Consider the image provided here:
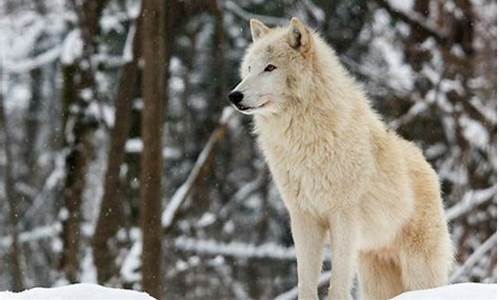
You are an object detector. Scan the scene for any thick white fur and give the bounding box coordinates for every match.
[232,18,454,300]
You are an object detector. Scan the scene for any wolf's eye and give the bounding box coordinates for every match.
[264,64,277,72]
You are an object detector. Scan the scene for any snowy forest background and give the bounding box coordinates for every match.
[0,0,496,299]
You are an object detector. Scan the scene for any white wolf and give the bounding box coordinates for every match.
[228,17,454,300]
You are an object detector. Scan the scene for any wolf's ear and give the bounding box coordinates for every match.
[287,17,311,53]
[250,19,270,41]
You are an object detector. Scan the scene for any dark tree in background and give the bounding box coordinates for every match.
[0,0,496,299]
[59,0,107,283]
[0,73,24,291]
[92,4,143,285]
[140,0,167,298]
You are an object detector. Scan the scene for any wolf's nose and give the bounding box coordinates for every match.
[228,91,244,104]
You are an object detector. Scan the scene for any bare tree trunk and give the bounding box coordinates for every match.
[0,76,25,291]
[190,0,227,209]
[180,23,201,154]
[140,0,167,297]
[24,65,42,179]
[59,0,107,282]
[211,0,225,109]
[23,1,47,183]
[61,127,92,282]
[210,0,229,201]
[92,13,143,284]
[406,0,431,71]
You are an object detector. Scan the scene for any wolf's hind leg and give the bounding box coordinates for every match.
[289,209,326,300]
[399,248,450,291]
[398,203,453,289]
[358,252,403,300]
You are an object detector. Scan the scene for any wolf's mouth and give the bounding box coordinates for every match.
[235,103,251,111]
[235,100,269,112]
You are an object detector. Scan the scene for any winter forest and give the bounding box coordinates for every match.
[0,0,496,299]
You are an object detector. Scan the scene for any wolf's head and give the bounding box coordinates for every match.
[228,17,319,116]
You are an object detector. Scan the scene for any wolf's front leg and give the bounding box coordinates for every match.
[327,210,359,300]
[289,209,326,300]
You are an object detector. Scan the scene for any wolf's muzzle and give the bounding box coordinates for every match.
[228,91,251,111]
[228,91,244,105]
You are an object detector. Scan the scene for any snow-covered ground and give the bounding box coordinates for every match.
[0,283,156,300]
[392,283,497,300]
[0,282,496,300]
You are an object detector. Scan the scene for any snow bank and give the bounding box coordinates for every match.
[392,283,497,300]
[0,283,156,300]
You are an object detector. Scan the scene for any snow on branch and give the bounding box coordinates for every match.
[123,24,136,62]
[374,0,447,43]
[162,107,236,229]
[450,232,497,283]
[0,223,61,248]
[224,1,285,26]
[218,172,266,218]
[340,55,414,99]
[274,271,331,300]
[61,29,83,65]
[174,236,296,260]
[4,45,62,74]
[121,230,142,282]
[458,96,497,133]
[390,101,429,129]
[446,186,496,221]
[232,174,265,203]
[24,153,66,220]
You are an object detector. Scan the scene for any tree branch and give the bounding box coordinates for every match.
[224,0,285,25]
[162,107,236,230]
[446,186,497,221]
[174,237,296,260]
[450,232,497,282]
[373,0,447,43]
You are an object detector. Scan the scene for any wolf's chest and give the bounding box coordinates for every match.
[261,139,337,214]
